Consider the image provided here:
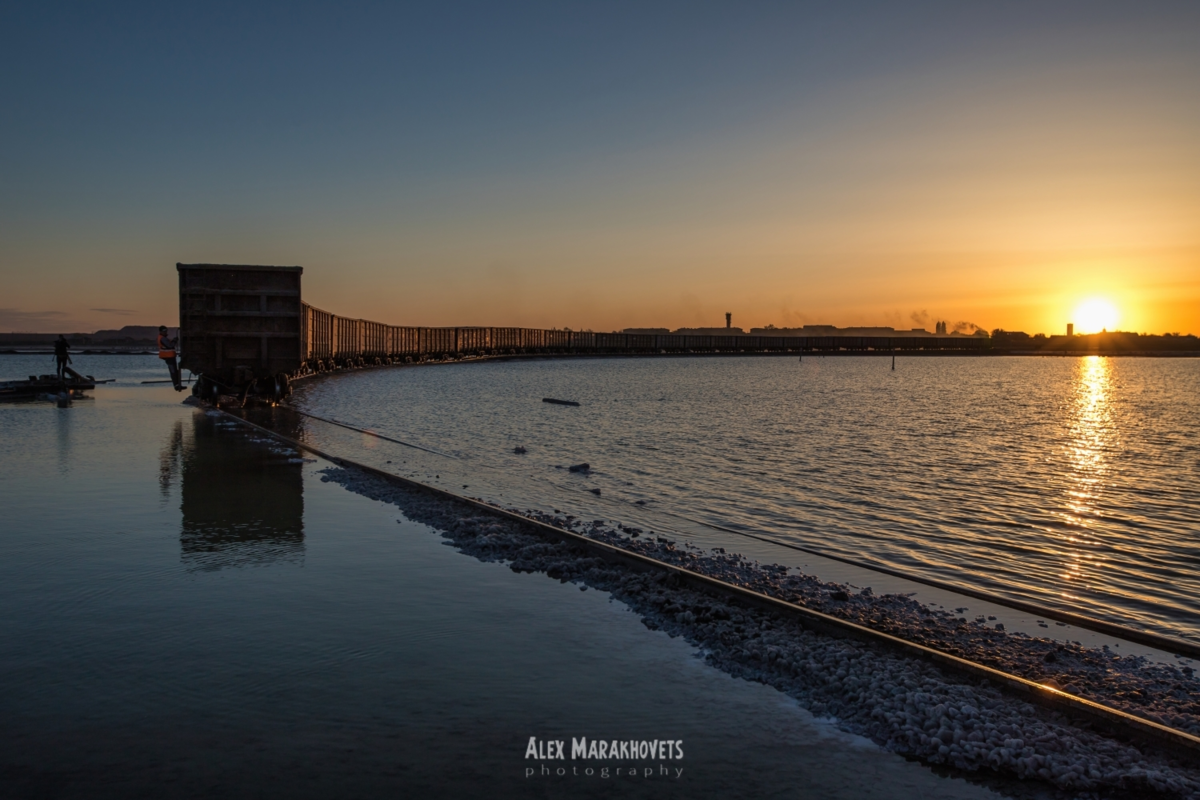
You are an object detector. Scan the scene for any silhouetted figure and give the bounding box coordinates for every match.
[53,335,71,379]
[157,326,183,391]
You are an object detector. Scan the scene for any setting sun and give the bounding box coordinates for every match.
[1072,299,1120,334]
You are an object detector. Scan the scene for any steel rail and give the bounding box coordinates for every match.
[285,408,458,460]
[220,407,1200,764]
[653,510,1200,661]
[287,373,1200,662]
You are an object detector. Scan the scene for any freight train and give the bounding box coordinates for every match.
[178,263,990,401]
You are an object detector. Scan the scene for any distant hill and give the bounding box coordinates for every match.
[0,325,176,349]
[91,325,174,341]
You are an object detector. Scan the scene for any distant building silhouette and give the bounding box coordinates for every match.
[674,327,746,335]
[622,322,993,338]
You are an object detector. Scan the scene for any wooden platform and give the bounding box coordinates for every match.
[0,367,96,401]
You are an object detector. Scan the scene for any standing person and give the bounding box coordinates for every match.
[53,334,71,379]
[157,326,183,391]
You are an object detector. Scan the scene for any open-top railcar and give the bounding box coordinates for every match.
[178,263,992,400]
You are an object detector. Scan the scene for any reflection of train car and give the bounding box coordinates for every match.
[179,411,304,570]
[179,262,993,399]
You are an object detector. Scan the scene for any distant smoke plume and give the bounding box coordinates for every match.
[952,321,981,334]
[910,309,930,327]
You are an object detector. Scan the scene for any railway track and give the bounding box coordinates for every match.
[220,405,1200,766]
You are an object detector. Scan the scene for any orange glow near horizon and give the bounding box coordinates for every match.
[3,7,1199,337]
[1071,299,1120,335]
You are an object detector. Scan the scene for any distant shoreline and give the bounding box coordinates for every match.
[3,349,1199,359]
[0,349,156,355]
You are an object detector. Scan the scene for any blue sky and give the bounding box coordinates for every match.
[2,1,1197,333]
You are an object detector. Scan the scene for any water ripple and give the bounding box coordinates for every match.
[294,355,1200,642]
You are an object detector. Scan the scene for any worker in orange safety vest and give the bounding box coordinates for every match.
[158,325,183,391]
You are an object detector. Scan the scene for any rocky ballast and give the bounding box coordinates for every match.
[320,464,1200,799]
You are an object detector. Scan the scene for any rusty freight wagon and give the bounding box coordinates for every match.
[177,262,995,402]
[177,263,305,401]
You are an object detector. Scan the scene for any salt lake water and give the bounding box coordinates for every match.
[292,354,1200,645]
[0,356,999,799]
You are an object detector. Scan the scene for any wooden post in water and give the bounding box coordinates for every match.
[892,351,895,370]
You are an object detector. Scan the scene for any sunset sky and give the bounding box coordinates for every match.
[2,2,1197,335]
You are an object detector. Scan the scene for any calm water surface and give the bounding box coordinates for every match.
[293,355,1200,644]
[0,353,173,384]
[0,358,997,799]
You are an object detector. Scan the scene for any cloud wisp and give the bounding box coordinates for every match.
[0,308,92,333]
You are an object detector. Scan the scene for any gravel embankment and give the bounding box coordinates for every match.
[515,511,1200,738]
[321,465,1200,799]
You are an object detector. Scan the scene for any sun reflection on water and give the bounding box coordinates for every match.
[1058,356,1116,595]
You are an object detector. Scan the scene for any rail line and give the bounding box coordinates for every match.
[296,302,991,369]
[177,262,990,399]
[220,406,1200,764]
[654,509,1200,661]
[286,408,458,459]
[274,397,1200,662]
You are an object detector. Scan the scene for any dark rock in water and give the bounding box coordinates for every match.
[994,623,1005,631]
[589,488,601,496]
[513,446,527,454]
[1044,651,1058,664]
[830,590,850,602]
[569,463,590,473]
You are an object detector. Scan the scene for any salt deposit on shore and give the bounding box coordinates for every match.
[322,465,1200,800]
[513,513,1200,738]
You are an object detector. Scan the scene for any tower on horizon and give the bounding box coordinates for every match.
[1067,323,1074,336]
[725,312,731,329]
